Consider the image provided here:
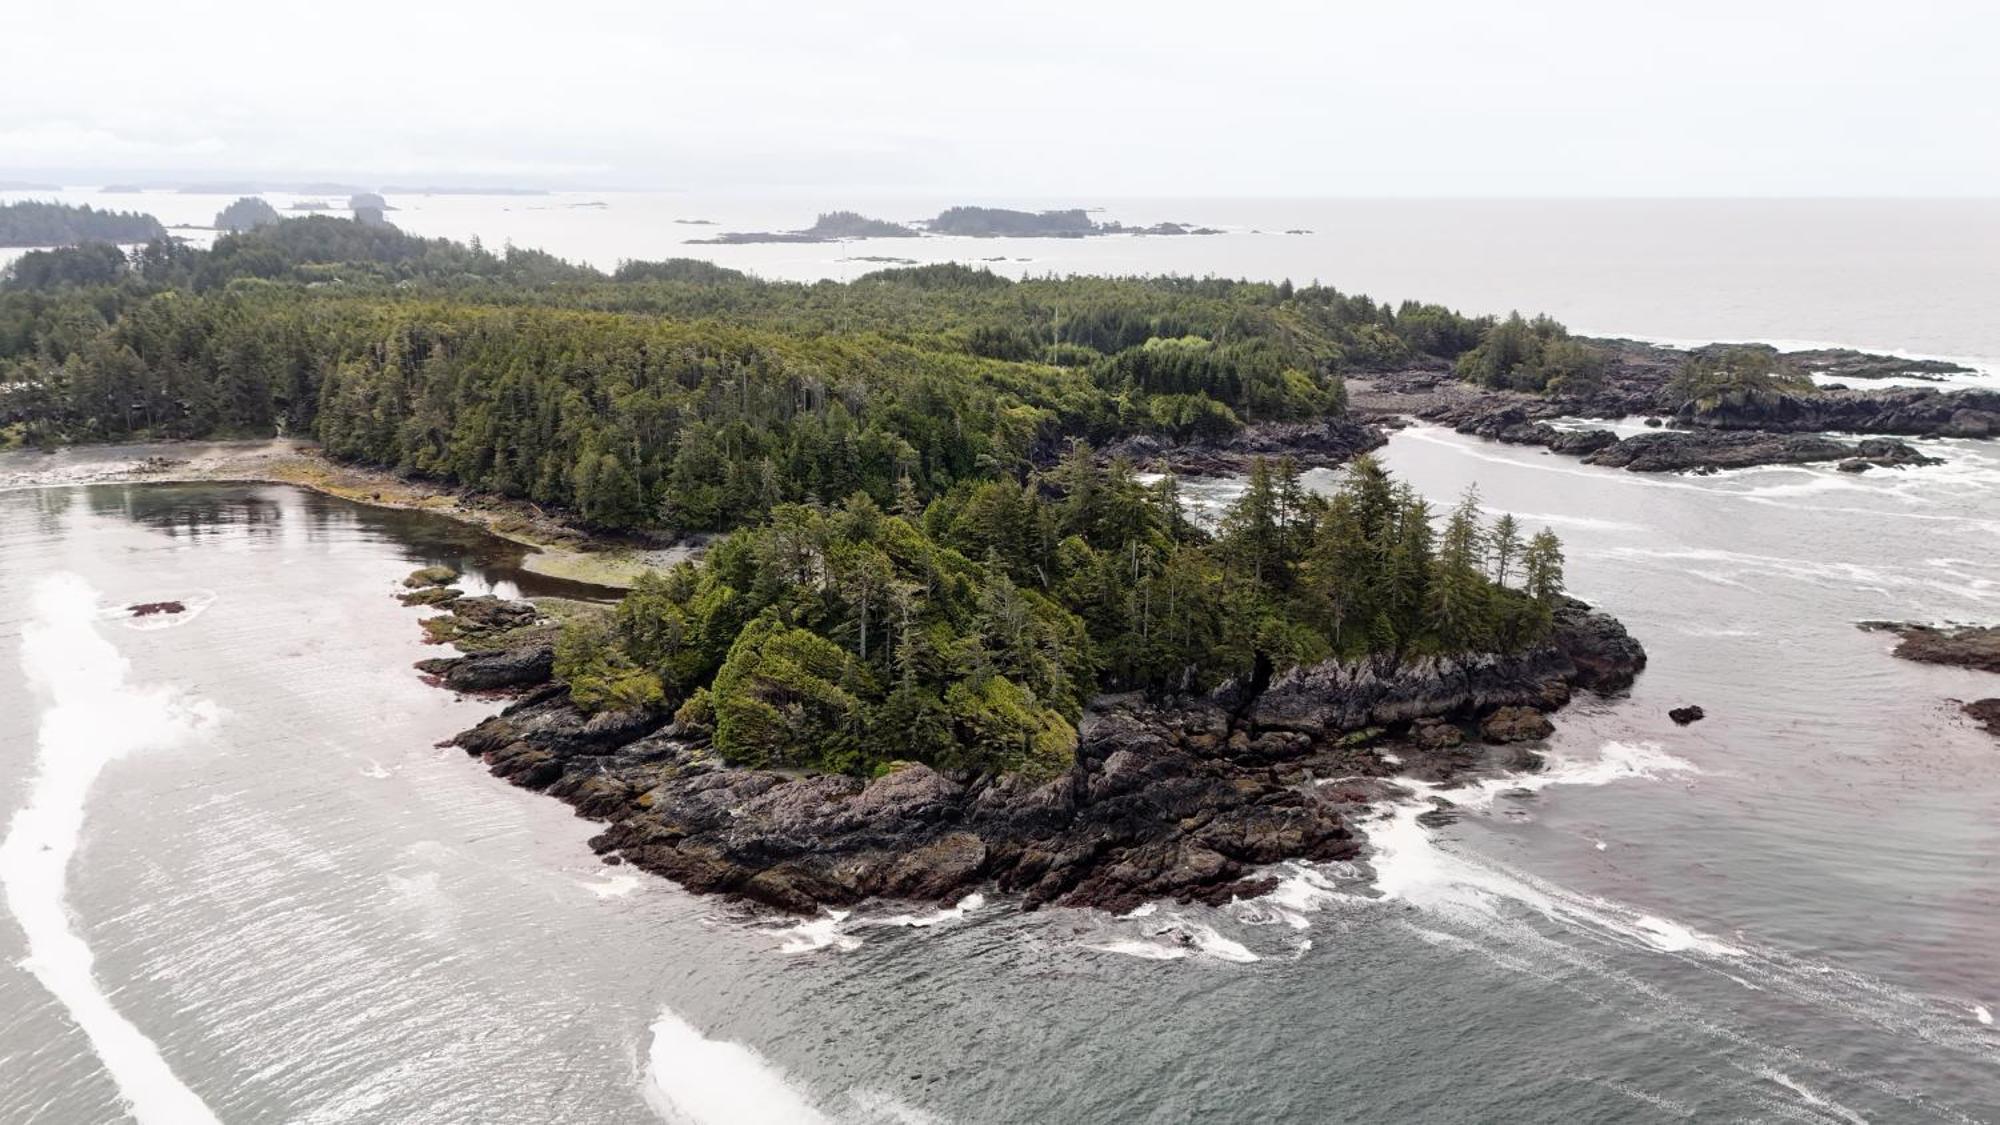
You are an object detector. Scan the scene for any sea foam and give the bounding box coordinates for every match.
[641,1007,831,1124]
[0,574,222,1124]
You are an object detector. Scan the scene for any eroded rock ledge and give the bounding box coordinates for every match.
[1861,622,2000,738]
[426,596,1645,915]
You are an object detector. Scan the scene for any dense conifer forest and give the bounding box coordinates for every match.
[1,217,1570,774]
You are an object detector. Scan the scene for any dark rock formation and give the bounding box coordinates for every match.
[418,644,555,692]
[428,597,1644,915]
[1963,699,2000,737]
[1678,387,2000,440]
[128,600,186,616]
[1480,706,1554,744]
[1099,417,1387,476]
[1864,623,2000,674]
[1583,431,1935,474]
[1669,705,1705,725]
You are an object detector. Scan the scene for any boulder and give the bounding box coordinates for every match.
[404,565,458,589]
[1668,705,1705,725]
[1479,705,1553,743]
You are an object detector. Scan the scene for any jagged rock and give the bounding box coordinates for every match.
[1480,705,1553,743]
[1548,429,1619,456]
[398,586,464,606]
[1584,430,1935,474]
[1098,417,1387,475]
[446,595,539,632]
[1669,705,1705,725]
[416,643,554,691]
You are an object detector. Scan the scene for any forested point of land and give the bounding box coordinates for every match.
[0,215,1574,775]
[0,200,167,248]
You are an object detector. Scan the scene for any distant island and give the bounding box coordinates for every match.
[0,200,166,247]
[174,181,366,195]
[674,218,717,225]
[690,205,1222,245]
[379,185,549,196]
[691,210,920,244]
[289,199,334,211]
[0,180,63,191]
[925,206,1221,238]
[215,196,283,233]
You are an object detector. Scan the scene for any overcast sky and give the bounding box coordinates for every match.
[4,0,1994,195]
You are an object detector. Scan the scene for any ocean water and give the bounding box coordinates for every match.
[2,432,1998,1122]
[5,189,1999,366]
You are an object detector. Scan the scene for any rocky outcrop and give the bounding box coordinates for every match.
[1963,699,2000,737]
[1862,623,2000,738]
[426,596,1644,915]
[1679,387,2000,440]
[1864,623,2000,674]
[1583,431,1935,474]
[1669,705,1705,725]
[1098,418,1387,475]
[417,644,555,692]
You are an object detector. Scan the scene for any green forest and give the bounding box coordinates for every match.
[0,200,168,248]
[0,215,1570,777]
[558,454,1567,776]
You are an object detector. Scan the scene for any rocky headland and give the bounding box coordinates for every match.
[1350,338,1995,475]
[409,578,1645,915]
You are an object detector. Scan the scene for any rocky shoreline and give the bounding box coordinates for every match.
[1862,622,2000,738]
[1348,338,1996,476]
[411,583,1645,915]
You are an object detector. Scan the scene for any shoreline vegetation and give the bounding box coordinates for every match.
[4,205,1990,912]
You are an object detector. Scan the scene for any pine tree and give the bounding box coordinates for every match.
[1523,528,1566,604]
[1428,487,1489,648]
[1490,513,1522,587]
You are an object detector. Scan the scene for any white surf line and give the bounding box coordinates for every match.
[0,574,223,1125]
[642,1007,831,1125]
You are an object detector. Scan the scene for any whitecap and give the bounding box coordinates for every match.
[771,910,862,954]
[641,1008,831,1124]
[1083,938,1188,961]
[582,873,641,898]
[861,892,985,929]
